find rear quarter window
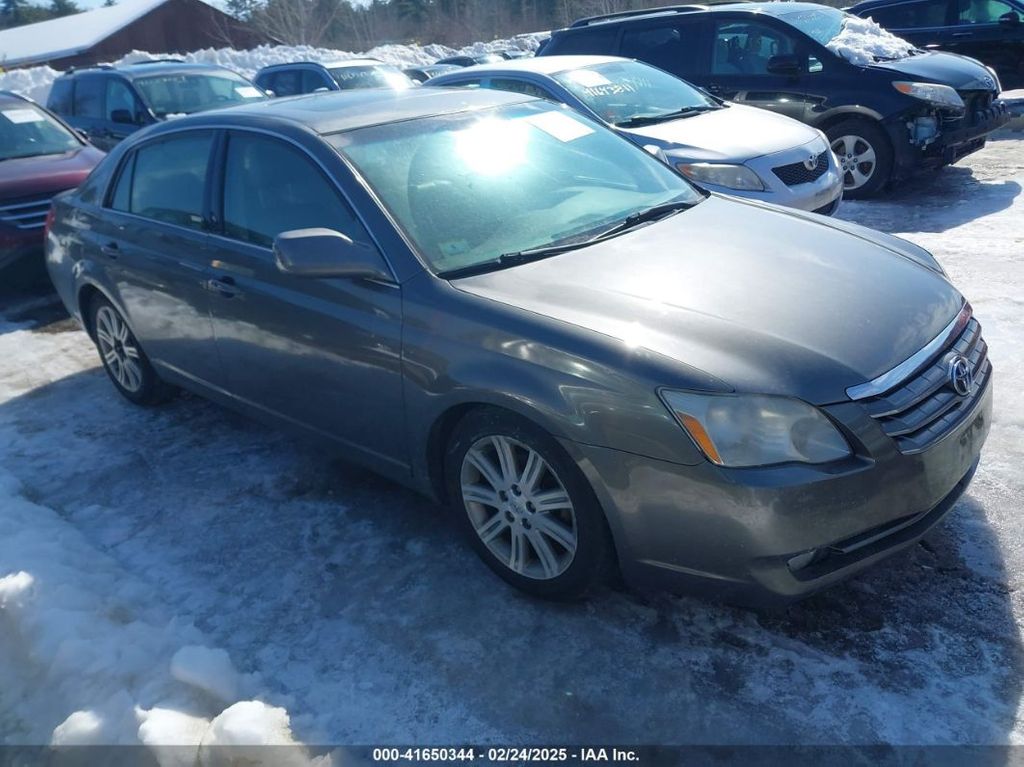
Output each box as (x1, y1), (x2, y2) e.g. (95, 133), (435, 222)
(544, 27), (620, 55)
(48, 79), (74, 114)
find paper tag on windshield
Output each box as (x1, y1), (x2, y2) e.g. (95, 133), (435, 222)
(522, 111), (593, 142)
(2, 108), (45, 124)
(564, 69), (611, 88)
(235, 86), (262, 98)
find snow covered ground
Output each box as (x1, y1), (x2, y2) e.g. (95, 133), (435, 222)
(0, 133), (1023, 756)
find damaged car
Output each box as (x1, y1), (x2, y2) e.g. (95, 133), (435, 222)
(538, 2), (1010, 198)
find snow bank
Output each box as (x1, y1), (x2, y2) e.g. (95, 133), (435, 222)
(0, 33), (546, 103)
(0, 466), (315, 763)
(828, 15), (916, 66)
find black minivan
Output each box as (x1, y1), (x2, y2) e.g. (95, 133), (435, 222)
(538, 2), (1009, 198)
(850, 0), (1024, 89)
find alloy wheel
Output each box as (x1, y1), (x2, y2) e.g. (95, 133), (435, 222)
(95, 305), (144, 393)
(831, 134), (878, 192)
(460, 435), (578, 580)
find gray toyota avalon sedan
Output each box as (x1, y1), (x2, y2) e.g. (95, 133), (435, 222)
(45, 88), (991, 604)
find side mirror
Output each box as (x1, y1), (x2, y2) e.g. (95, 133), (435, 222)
(110, 109), (137, 125)
(274, 228), (391, 281)
(767, 54), (803, 76)
(998, 10), (1020, 24)
(264, 88), (276, 98)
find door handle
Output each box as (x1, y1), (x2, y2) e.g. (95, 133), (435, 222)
(100, 241), (120, 259)
(205, 275), (240, 298)
(952, 31), (974, 37)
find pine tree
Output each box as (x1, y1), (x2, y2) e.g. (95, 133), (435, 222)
(49, 0), (79, 17)
(1, 0), (25, 25)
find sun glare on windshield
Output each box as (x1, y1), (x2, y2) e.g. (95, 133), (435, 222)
(454, 118), (530, 175)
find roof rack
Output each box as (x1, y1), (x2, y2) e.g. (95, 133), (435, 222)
(570, 4), (708, 27)
(128, 58), (187, 65)
(64, 63), (115, 74)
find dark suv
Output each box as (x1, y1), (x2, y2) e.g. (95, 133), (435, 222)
(539, 2), (1009, 198)
(47, 60), (266, 151)
(850, 0), (1024, 88)
(0, 91), (104, 274)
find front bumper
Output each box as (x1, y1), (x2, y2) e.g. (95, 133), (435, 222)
(698, 138), (844, 215)
(570, 372), (992, 606)
(888, 98), (1011, 179)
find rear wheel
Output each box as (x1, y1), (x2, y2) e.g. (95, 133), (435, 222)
(90, 297), (174, 406)
(826, 119), (893, 200)
(445, 409), (614, 600)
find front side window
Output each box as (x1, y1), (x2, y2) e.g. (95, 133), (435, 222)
(105, 79), (144, 124)
(327, 64), (414, 91)
(302, 69), (333, 92)
(222, 132), (367, 249)
(73, 76), (104, 119)
(712, 21), (798, 75)
(958, 0), (1017, 22)
(0, 102), (81, 160)
(333, 101), (702, 275)
(117, 132), (213, 229)
(553, 61), (718, 126)
(133, 72), (265, 117)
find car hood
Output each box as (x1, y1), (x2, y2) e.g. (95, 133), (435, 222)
(869, 50), (997, 90)
(0, 146), (104, 201)
(452, 196), (963, 404)
(619, 103), (822, 161)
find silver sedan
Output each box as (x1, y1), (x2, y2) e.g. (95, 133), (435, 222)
(428, 55), (844, 214)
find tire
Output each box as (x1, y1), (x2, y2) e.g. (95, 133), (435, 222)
(445, 408), (615, 600)
(826, 119), (894, 200)
(89, 296), (174, 406)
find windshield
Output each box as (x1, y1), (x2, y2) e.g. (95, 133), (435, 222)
(0, 103), (80, 161)
(332, 101), (702, 275)
(134, 72), (266, 117)
(329, 64), (415, 90)
(780, 7), (917, 63)
(553, 61), (718, 127)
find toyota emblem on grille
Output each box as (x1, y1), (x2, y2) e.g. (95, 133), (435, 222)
(803, 153), (819, 171)
(947, 354), (973, 397)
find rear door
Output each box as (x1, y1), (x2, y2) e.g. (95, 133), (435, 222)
(96, 130), (224, 387)
(701, 16), (813, 122)
(203, 130), (406, 468)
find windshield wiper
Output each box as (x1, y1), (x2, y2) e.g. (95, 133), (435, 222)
(616, 106), (717, 128)
(437, 199), (696, 280)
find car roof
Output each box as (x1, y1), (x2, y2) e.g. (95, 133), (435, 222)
(0, 91), (31, 107)
(435, 55), (625, 78)
(60, 61), (242, 79)
(559, 0), (833, 30)
(258, 58), (387, 72)
(172, 86), (536, 135)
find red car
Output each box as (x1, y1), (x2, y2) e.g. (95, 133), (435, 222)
(0, 91), (104, 273)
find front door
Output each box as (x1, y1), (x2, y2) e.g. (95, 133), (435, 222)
(204, 130), (407, 469)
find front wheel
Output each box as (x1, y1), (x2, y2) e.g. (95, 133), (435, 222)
(826, 119), (894, 200)
(445, 409), (614, 600)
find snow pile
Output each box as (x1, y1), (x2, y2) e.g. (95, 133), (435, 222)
(0, 32), (546, 103)
(0, 468), (317, 763)
(828, 15), (916, 66)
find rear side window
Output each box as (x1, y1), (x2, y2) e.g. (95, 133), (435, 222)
(118, 132), (214, 229)
(48, 79), (74, 114)
(867, 0), (950, 27)
(222, 132), (368, 249)
(544, 27), (619, 55)
(73, 76), (104, 119)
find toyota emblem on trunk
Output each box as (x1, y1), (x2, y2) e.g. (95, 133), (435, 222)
(947, 354), (973, 397)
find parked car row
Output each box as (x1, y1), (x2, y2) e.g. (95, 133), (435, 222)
(0, 2), (1001, 605)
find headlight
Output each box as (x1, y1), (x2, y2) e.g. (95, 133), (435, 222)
(676, 162), (765, 191)
(893, 81), (964, 109)
(660, 390), (851, 467)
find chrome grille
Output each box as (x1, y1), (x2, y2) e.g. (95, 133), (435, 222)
(0, 194), (53, 231)
(860, 316), (990, 455)
(772, 151), (830, 186)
